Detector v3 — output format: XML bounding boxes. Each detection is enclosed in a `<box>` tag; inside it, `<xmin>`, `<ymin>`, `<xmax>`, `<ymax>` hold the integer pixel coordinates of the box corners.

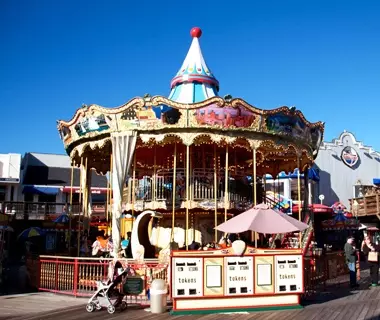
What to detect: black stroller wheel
<box><xmin>120</xmin><ymin>301</ymin><xmax>127</xmax><ymax>311</ymax></box>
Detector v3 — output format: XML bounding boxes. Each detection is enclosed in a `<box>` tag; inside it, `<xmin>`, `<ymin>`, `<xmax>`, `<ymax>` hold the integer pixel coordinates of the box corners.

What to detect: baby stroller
<box><xmin>86</xmin><ymin>261</ymin><xmax>129</xmax><ymax>314</ymax></box>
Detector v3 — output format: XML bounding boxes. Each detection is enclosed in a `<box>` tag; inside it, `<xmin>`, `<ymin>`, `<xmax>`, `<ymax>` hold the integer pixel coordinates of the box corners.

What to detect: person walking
<box><xmin>362</xmin><ymin>235</ymin><xmax>379</xmax><ymax>287</ymax></box>
<box><xmin>344</xmin><ymin>236</ymin><xmax>359</xmax><ymax>288</ymax></box>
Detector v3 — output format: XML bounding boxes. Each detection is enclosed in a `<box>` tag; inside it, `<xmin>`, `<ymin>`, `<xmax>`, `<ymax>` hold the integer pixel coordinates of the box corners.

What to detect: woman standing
<box><xmin>362</xmin><ymin>235</ymin><xmax>379</xmax><ymax>287</ymax></box>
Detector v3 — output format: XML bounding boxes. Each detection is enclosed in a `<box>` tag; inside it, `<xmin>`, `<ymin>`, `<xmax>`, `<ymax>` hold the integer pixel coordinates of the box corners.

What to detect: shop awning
<box><xmin>292</xmin><ymin>203</ymin><xmax>333</xmax><ymax>213</ymax></box>
<box><xmin>373</xmin><ymin>178</ymin><xmax>380</xmax><ymax>185</ymax></box>
<box><xmin>23</xmin><ymin>186</ymin><xmax>60</xmax><ymax>195</ymax></box>
<box><xmin>60</xmin><ymin>187</ymin><xmax>108</xmax><ymax>194</ymax></box>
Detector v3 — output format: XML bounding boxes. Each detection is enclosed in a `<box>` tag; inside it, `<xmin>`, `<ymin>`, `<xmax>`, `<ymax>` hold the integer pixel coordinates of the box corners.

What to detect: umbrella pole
<box><xmin>253</xmin><ymin>148</ymin><xmax>257</xmax><ymax>248</ymax></box>
<box><xmin>171</xmin><ymin>142</ymin><xmax>177</xmax><ymax>242</ymax></box>
<box><xmin>297</xmin><ymin>156</ymin><xmax>302</xmax><ymax>248</ymax></box>
<box><xmin>186</xmin><ymin>144</ymin><xmax>190</xmax><ymax>250</ymax></box>
<box><xmin>214</xmin><ymin>144</ymin><xmax>218</xmax><ymax>244</ymax></box>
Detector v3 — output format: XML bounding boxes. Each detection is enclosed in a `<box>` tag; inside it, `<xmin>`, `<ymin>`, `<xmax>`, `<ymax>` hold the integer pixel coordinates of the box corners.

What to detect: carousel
<box><xmin>56</xmin><ymin>27</ymin><xmax>324</xmax><ymax>260</ymax></box>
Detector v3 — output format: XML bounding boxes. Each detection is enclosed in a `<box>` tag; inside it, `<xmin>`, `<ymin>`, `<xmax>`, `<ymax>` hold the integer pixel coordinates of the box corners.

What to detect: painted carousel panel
<box><xmin>117</xmin><ymin>104</ymin><xmax>183</xmax><ymax>131</ymax></box>
<box><xmin>191</xmin><ymin>103</ymin><xmax>261</xmax><ymax>129</ymax></box>
<box><xmin>73</xmin><ymin>111</ymin><xmax>111</xmax><ymax>137</ymax></box>
<box><xmin>264</xmin><ymin>111</ymin><xmax>323</xmax><ymax>150</ymax></box>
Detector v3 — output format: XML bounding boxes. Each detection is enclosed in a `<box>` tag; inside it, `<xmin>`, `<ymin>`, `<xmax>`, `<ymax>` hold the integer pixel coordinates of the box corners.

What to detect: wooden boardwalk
<box><xmin>4</xmin><ymin>269</ymin><xmax>380</xmax><ymax>320</ymax></box>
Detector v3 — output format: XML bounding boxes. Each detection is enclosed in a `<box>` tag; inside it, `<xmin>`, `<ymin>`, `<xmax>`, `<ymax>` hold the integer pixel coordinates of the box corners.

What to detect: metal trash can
<box><xmin>150</xmin><ymin>279</ymin><xmax>167</xmax><ymax>314</ymax></box>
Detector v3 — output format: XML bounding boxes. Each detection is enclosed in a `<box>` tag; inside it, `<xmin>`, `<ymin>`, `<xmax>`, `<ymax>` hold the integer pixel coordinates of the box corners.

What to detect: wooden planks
<box><xmin>7</xmin><ymin>269</ymin><xmax>380</xmax><ymax>320</ymax></box>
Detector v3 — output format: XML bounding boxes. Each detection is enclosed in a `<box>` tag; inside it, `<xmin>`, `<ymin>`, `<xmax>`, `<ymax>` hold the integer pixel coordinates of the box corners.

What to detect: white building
<box><xmin>264</xmin><ymin>131</ymin><xmax>380</xmax><ymax>210</ymax></box>
<box><xmin>0</xmin><ymin>153</ymin><xmax>21</xmax><ymax>202</ymax></box>
<box><xmin>315</xmin><ymin>131</ymin><xmax>380</xmax><ymax>208</ymax></box>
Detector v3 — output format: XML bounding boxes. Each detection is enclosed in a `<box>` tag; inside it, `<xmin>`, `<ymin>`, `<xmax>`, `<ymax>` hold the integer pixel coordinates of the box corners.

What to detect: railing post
<box><xmin>55</xmin><ymin>258</ymin><xmax>59</xmax><ymax>291</ymax></box>
<box><xmin>37</xmin><ymin>256</ymin><xmax>41</xmax><ymax>290</ymax></box>
<box><xmin>364</xmin><ymin>197</ymin><xmax>367</xmax><ymax>216</ymax></box>
<box><xmin>73</xmin><ymin>258</ymin><xmax>78</xmax><ymax>296</ymax></box>
<box><xmin>45</xmin><ymin>202</ymin><xmax>48</xmax><ymax>219</ymax></box>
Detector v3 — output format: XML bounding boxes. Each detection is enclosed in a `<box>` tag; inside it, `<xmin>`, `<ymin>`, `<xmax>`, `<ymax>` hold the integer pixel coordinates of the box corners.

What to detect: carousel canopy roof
<box><xmin>56</xmin><ymin>27</ymin><xmax>325</xmax><ymax>175</ymax></box>
<box><xmin>168</xmin><ymin>27</ymin><xmax>219</xmax><ymax>103</ymax></box>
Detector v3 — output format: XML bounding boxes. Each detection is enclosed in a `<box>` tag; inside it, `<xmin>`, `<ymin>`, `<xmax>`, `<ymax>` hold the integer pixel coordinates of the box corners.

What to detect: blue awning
<box><xmin>23</xmin><ymin>186</ymin><xmax>60</xmax><ymax>195</ymax></box>
<box><xmin>374</xmin><ymin>178</ymin><xmax>380</xmax><ymax>185</ymax></box>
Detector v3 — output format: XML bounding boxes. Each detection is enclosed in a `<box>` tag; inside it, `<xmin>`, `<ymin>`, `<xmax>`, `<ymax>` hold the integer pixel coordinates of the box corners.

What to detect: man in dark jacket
<box><xmin>344</xmin><ymin>236</ymin><xmax>359</xmax><ymax>288</ymax></box>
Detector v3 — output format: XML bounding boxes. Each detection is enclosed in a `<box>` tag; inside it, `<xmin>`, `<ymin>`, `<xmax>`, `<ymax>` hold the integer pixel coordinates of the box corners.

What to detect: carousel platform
<box><xmin>4</xmin><ymin>268</ymin><xmax>380</xmax><ymax>320</ymax></box>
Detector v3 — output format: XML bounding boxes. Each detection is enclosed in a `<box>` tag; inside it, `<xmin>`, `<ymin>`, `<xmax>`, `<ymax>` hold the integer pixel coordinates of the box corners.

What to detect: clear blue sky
<box><xmin>1</xmin><ymin>0</ymin><xmax>379</xmax><ymax>155</ymax></box>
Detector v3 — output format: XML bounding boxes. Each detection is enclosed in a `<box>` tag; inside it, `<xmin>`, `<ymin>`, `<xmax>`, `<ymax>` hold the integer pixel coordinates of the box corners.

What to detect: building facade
<box><xmin>20</xmin><ymin>152</ymin><xmax>108</xmax><ymax>205</ymax></box>
<box><xmin>0</xmin><ymin>153</ymin><xmax>21</xmax><ymax>202</ymax></box>
<box><xmin>315</xmin><ymin>131</ymin><xmax>380</xmax><ymax>208</ymax></box>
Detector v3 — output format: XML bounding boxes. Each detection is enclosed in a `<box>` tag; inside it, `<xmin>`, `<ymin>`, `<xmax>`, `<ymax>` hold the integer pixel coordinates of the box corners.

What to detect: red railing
<box><xmin>35</xmin><ymin>252</ymin><xmax>352</xmax><ymax>303</ymax></box>
<box><xmin>38</xmin><ymin>256</ymin><xmax>168</xmax><ymax>305</ymax></box>
<box><xmin>303</xmin><ymin>251</ymin><xmax>355</xmax><ymax>297</ymax></box>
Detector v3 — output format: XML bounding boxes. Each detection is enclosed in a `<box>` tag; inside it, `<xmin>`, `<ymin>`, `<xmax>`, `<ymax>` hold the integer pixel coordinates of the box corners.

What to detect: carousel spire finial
<box><xmin>168</xmin><ymin>27</ymin><xmax>219</xmax><ymax>103</ymax></box>
<box><xmin>190</xmin><ymin>27</ymin><xmax>202</xmax><ymax>38</ymax></box>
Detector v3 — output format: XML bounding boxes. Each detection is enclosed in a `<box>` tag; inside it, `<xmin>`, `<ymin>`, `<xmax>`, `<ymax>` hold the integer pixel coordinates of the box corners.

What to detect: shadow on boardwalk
<box><xmin>303</xmin><ymin>267</ymin><xmax>373</xmax><ymax>306</ymax></box>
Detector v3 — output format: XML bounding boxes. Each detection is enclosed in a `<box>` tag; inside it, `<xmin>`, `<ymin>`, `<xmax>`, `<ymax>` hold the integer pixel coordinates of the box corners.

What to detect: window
<box><xmin>24</xmin><ymin>193</ymin><xmax>33</xmax><ymax>202</ymax></box>
<box><xmin>0</xmin><ymin>186</ymin><xmax>6</xmax><ymax>201</ymax></box>
<box><xmin>265</xmin><ymin>181</ymin><xmax>285</xmax><ymax>195</ymax></box>
<box><xmin>38</xmin><ymin>194</ymin><xmax>56</xmax><ymax>203</ymax></box>
<box><xmin>92</xmin><ymin>194</ymin><xmax>106</xmax><ymax>203</ymax></box>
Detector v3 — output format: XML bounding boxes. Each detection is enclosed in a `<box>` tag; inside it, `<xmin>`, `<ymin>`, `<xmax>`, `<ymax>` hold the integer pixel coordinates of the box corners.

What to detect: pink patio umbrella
<box><xmin>215</xmin><ymin>203</ymin><xmax>309</xmax><ymax>234</ymax></box>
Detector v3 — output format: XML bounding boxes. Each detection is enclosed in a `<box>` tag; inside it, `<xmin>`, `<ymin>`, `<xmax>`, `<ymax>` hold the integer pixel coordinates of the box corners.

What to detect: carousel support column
<box><xmin>171</xmin><ymin>142</ymin><xmax>177</xmax><ymax>242</ymax></box>
<box><xmin>153</xmin><ymin>145</ymin><xmax>157</xmax><ymax>202</ymax></box>
<box><xmin>81</xmin><ymin>157</ymin><xmax>88</xmax><ymax>218</ymax></box>
<box><xmin>106</xmin><ymin>154</ymin><xmax>111</xmax><ymax>223</ymax></box>
<box><xmin>224</xmin><ymin>144</ymin><xmax>229</xmax><ymax>223</ymax></box>
<box><xmin>263</xmin><ymin>175</ymin><xmax>267</xmax><ymax>203</ymax></box>
<box><xmin>214</xmin><ymin>144</ymin><xmax>218</xmax><ymax>244</ymax></box>
<box><xmin>77</xmin><ymin>157</ymin><xmax>83</xmax><ymax>257</ymax></box>
<box><xmin>131</xmin><ymin>153</ymin><xmax>136</xmax><ymax>231</ymax></box>
<box><xmin>106</xmin><ymin>169</ymin><xmax>109</xmax><ymax>224</ymax></box>
<box><xmin>253</xmin><ymin>147</ymin><xmax>257</xmax><ymax>247</ymax></box>
<box><xmin>189</xmin><ymin>146</ymin><xmax>193</xmax><ymax>239</ymax></box>
<box><xmin>108</xmin><ymin>153</ymin><xmax>113</xmax><ymax>235</ymax></box>
<box><xmin>186</xmin><ymin>144</ymin><xmax>190</xmax><ymax>250</ymax></box>
<box><xmin>111</xmin><ymin>132</ymin><xmax>138</xmax><ymax>257</ymax></box>
<box><xmin>308</xmin><ymin>181</ymin><xmax>313</xmax><ymax>205</ymax></box>
<box><xmin>68</xmin><ymin>163</ymin><xmax>74</xmax><ymax>255</ymax></box>
<box><xmin>82</xmin><ymin>159</ymin><xmax>92</xmax><ymax>234</ymax></box>
<box><xmin>86</xmin><ymin>165</ymin><xmax>92</xmax><ymax>233</ymax></box>
<box><xmin>297</xmin><ymin>155</ymin><xmax>302</xmax><ymax>249</ymax></box>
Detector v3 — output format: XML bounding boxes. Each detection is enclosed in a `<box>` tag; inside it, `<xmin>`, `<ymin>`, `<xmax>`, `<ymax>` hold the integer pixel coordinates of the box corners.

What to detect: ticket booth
<box><xmin>170</xmin><ymin>244</ymin><xmax>304</xmax><ymax>315</ymax></box>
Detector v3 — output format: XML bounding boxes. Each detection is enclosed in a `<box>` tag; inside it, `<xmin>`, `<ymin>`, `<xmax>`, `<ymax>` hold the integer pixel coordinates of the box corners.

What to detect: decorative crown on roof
<box><xmin>170</xmin><ymin>27</ymin><xmax>219</xmax><ymax>91</ymax></box>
